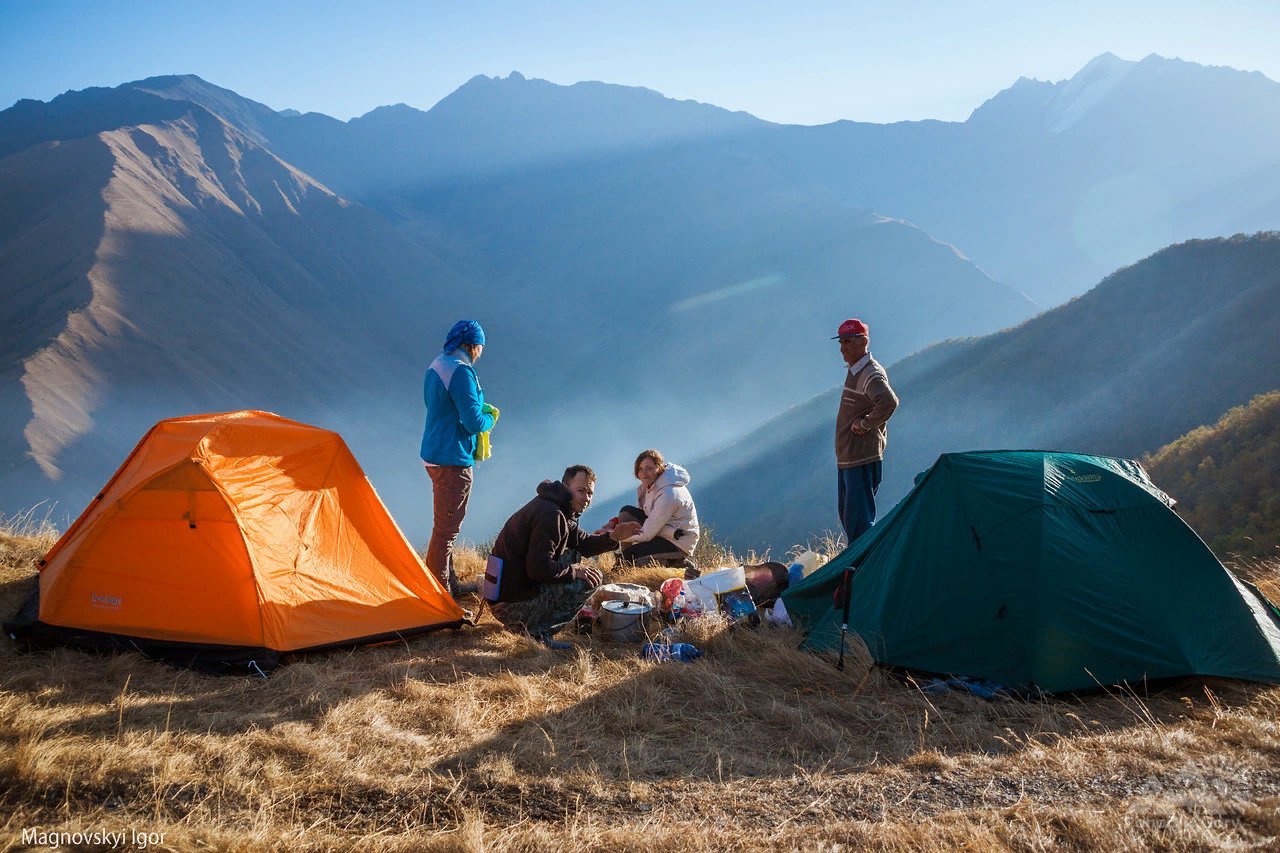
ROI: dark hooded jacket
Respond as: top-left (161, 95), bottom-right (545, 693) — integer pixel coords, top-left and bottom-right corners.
top-left (490, 479), bottom-right (619, 602)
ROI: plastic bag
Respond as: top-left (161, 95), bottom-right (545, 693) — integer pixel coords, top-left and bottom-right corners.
top-left (683, 567), bottom-right (755, 622)
top-left (585, 582), bottom-right (657, 613)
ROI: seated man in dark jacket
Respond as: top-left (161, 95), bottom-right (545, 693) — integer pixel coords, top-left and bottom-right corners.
top-left (487, 465), bottom-right (640, 647)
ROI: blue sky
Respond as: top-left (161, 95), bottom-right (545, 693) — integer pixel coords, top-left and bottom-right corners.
top-left (3, 0), bottom-right (1278, 124)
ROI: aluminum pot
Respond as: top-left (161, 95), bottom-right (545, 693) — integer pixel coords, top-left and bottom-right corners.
top-left (597, 599), bottom-right (651, 642)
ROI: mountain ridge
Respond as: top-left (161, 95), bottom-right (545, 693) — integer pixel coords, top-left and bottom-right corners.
top-left (9, 53), bottom-right (1278, 303)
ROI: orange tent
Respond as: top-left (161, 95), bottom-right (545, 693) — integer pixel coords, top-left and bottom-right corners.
top-left (8, 411), bottom-right (465, 672)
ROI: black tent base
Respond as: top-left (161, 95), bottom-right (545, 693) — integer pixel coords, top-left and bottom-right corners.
top-left (865, 660), bottom-right (1236, 701)
top-left (6, 619), bottom-right (283, 675)
top-left (5, 593), bottom-right (467, 676)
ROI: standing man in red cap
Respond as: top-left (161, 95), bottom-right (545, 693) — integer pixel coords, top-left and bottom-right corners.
top-left (833, 318), bottom-right (899, 542)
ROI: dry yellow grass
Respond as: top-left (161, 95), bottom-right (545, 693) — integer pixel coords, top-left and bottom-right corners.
top-left (3, 525), bottom-right (1280, 851)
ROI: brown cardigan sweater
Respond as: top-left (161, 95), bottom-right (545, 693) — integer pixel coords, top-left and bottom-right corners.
top-left (835, 355), bottom-right (900, 468)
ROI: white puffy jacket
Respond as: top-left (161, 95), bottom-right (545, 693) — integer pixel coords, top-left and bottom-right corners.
top-left (627, 463), bottom-right (700, 555)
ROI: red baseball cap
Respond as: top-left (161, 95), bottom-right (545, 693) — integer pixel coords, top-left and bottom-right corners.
top-left (831, 318), bottom-right (869, 339)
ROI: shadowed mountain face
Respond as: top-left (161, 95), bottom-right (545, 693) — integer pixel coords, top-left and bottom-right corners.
top-left (695, 233), bottom-right (1280, 553)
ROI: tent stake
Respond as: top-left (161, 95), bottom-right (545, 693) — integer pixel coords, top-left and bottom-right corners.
top-left (837, 567), bottom-right (853, 671)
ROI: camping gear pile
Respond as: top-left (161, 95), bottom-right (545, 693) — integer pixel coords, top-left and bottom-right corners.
top-left (569, 557), bottom-right (824, 656)
top-left (655, 553), bottom-right (822, 624)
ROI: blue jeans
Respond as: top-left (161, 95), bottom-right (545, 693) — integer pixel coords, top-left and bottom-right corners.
top-left (838, 461), bottom-right (882, 544)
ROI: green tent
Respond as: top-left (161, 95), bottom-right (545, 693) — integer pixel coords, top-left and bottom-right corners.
top-left (784, 451), bottom-right (1280, 693)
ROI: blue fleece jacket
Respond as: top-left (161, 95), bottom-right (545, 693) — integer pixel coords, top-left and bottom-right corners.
top-left (420, 349), bottom-right (497, 467)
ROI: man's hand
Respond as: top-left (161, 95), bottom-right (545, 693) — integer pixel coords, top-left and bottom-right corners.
top-left (571, 564), bottom-right (604, 588)
top-left (608, 521), bottom-right (642, 541)
top-left (850, 418), bottom-right (870, 435)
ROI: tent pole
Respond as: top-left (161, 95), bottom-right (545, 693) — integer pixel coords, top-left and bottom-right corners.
top-left (837, 567), bottom-right (853, 671)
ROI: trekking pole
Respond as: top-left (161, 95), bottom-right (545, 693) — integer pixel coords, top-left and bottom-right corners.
top-left (837, 567), bottom-right (853, 671)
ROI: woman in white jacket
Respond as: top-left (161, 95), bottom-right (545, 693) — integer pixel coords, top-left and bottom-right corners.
top-left (618, 449), bottom-right (701, 577)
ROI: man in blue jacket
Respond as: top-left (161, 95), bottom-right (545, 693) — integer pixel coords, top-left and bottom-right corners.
top-left (422, 320), bottom-right (496, 597)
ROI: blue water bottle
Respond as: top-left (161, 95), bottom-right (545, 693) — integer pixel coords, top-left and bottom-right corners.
top-left (641, 642), bottom-right (702, 662)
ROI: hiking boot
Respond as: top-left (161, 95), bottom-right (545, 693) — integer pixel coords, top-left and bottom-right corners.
top-left (449, 577), bottom-right (480, 599)
top-left (683, 561), bottom-right (701, 580)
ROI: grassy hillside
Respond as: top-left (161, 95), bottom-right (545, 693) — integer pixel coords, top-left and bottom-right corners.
top-left (1145, 391), bottom-right (1280, 560)
top-left (5, 521), bottom-right (1280, 849)
top-left (697, 233), bottom-right (1280, 552)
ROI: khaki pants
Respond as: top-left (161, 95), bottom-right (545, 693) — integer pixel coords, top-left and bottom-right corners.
top-left (426, 465), bottom-right (473, 588)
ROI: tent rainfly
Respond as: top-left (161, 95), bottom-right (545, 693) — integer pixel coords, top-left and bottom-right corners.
top-left (783, 451), bottom-right (1280, 694)
top-left (6, 411), bottom-right (465, 672)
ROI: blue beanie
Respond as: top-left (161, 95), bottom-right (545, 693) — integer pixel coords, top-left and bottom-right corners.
top-left (443, 320), bottom-right (486, 354)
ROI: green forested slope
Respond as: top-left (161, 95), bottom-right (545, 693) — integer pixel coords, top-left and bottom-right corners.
top-left (1145, 391), bottom-right (1280, 559)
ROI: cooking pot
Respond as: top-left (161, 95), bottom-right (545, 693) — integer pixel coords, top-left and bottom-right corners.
top-left (597, 599), bottom-right (651, 642)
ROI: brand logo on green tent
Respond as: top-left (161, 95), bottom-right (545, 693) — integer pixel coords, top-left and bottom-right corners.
top-left (1060, 464), bottom-right (1103, 483)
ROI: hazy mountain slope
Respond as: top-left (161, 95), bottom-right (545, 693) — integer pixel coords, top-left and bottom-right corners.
top-left (111, 73), bottom-right (1037, 536)
top-left (0, 75), bottom-right (1037, 544)
top-left (396, 134), bottom-right (1036, 406)
top-left (1144, 390), bottom-right (1280, 560)
top-left (0, 100), bottom-right (482, 527)
top-left (696, 233), bottom-right (1280, 552)
top-left (0, 135), bottom-right (112, 370)
top-left (26, 74), bottom-right (1033, 408)
top-left (110, 56), bottom-right (1280, 310)
top-left (389, 136), bottom-right (1037, 534)
top-left (0, 134), bottom-right (114, 496)
top-left (0, 86), bottom-right (195, 161)
top-left (766, 54), bottom-right (1280, 304)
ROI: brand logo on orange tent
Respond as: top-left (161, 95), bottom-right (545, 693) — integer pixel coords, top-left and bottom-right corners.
top-left (90, 593), bottom-right (122, 610)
